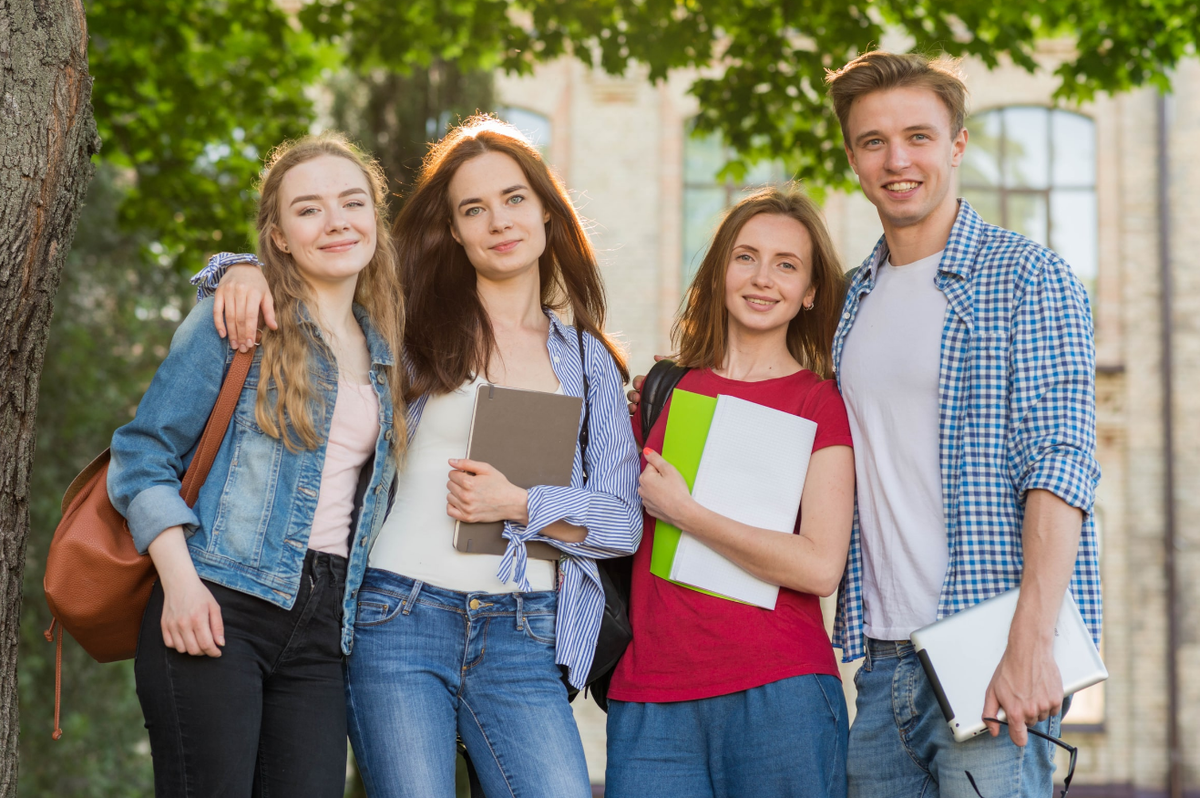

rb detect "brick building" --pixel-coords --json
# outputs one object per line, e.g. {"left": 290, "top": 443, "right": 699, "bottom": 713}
{"left": 494, "top": 50, "right": 1200, "bottom": 795}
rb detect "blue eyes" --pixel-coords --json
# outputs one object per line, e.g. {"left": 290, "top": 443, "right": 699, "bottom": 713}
{"left": 735, "top": 253, "right": 796, "bottom": 270}
{"left": 298, "top": 200, "right": 366, "bottom": 216}
{"left": 462, "top": 195, "right": 526, "bottom": 217}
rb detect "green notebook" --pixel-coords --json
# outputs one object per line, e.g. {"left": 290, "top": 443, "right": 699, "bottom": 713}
{"left": 648, "top": 389, "right": 739, "bottom": 601}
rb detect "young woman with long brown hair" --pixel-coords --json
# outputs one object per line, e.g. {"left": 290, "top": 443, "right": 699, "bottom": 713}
{"left": 605, "top": 188, "right": 855, "bottom": 798}
{"left": 108, "top": 133, "right": 406, "bottom": 795}
{"left": 194, "top": 116, "right": 641, "bottom": 798}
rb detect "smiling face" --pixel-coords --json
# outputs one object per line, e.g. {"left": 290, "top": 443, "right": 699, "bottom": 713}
{"left": 723, "top": 213, "right": 817, "bottom": 340}
{"left": 447, "top": 150, "right": 550, "bottom": 281}
{"left": 272, "top": 154, "right": 377, "bottom": 289}
{"left": 844, "top": 85, "right": 967, "bottom": 232}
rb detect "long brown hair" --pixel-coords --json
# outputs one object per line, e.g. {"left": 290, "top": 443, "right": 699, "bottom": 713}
{"left": 396, "top": 115, "right": 628, "bottom": 401}
{"left": 673, "top": 187, "right": 844, "bottom": 378}
{"left": 255, "top": 133, "right": 408, "bottom": 460}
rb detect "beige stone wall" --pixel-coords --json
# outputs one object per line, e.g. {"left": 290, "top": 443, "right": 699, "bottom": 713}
{"left": 497, "top": 52, "right": 1200, "bottom": 792}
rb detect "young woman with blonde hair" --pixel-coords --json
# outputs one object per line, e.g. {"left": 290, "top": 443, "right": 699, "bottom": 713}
{"left": 607, "top": 187, "right": 855, "bottom": 798}
{"left": 108, "top": 133, "right": 405, "bottom": 796}
{"left": 196, "top": 116, "right": 642, "bottom": 798}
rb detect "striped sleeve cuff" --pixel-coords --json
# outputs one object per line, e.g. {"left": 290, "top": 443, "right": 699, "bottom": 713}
{"left": 190, "top": 252, "right": 262, "bottom": 300}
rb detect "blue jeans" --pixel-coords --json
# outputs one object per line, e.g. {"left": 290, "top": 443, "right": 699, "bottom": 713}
{"left": 605, "top": 674, "right": 849, "bottom": 798}
{"left": 344, "top": 569, "right": 591, "bottom": 798}
{"left": 847, "top": 639, "right": 1066, "bottom": 798}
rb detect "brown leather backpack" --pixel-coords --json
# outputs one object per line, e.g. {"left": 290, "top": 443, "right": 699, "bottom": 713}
{"left": 42, "top": 345, "right": 256, "bottom": 738}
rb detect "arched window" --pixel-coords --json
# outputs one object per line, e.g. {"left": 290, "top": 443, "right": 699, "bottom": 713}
{"left": 682, "top": 125, "right": 787, "bottom": 286}
{"left": 496, "top": 106, "right": 552, "bottom": 158}
{"left": 961, "top": 107, "right": 1097, "bottom": 297}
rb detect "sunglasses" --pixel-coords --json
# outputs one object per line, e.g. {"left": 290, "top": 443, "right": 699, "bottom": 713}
{"left": 966, "top": 718, "right": 1077, "bottom": 798}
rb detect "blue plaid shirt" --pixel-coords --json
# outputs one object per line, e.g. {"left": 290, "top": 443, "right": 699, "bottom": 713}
{"left": 831, "top": 200, "right": 1102, "bottom": 662}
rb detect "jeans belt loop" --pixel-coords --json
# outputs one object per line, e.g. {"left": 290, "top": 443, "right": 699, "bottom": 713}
{"left": 514, "top": 594, "right": 525, "bottom": 631}
{"left": 402, "top": 579, "right": 423, "bottom": 616}
{"left": 863, "top": 636, "right": 874, "bottom": 672}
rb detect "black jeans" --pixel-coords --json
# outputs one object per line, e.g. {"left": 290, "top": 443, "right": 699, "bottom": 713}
{"left": 135, "top": 550, "right": 348, "bottom": 798}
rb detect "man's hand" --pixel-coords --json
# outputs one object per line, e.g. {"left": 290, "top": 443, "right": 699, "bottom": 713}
{"left": 446, "top": 458, "right": 529, "bottom": 525}
{"left": 981, "top": 489, "right": 1081, "bottom": 746}
{"left": 982, "top": 635, "right": 1063, "bottom": 746}
{"left": 213, "top": 263, "right": 276, "bottom": 351}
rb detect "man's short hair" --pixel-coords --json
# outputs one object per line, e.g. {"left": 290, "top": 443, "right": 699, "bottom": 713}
{"left": 825, "top": 51, "right": 968, "bottom": 146}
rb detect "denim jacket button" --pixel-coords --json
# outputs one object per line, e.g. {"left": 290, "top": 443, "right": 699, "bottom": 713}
{"left": 384, "top": 429, "right": 393, "bottom": 441}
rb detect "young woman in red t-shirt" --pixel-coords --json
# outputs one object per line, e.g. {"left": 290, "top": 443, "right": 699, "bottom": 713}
{"left": 605, "top": 187, "right": 855, "bottom": 798}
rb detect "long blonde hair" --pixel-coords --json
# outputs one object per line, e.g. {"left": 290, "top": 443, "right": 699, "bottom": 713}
{"left": 254, "top": 133, "right": 407, "bottom": 460}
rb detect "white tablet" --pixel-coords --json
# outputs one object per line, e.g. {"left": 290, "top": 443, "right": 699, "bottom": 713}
{"left": 909, "top": 588, "right": 1107, "bottom": 742}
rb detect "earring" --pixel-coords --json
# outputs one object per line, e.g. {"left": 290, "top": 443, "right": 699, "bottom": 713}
{"left": 803, "top": 302, "right": 814, "bottom": 310}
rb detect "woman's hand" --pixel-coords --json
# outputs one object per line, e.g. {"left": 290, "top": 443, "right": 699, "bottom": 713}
{"left": 213, "top": 263, "right": 276, "bottom": 352}
{"left": 147, "top": 527, "right": 225, "bottom": 657}
{"left": 160, "top": 576, "right": 226, "bottom": 657}
{"left": 446, "top": 458, "right": 529, "bottom": 525}
{"left": 638, "top": 449, "right": 696, "bottom": 529}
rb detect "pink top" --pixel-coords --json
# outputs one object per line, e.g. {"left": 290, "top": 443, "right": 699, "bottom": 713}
{"left": 308, "top": 379, "right": 381, "bottom": 557}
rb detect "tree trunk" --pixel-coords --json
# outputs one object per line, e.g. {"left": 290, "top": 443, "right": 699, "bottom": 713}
{"left": 0, "top": 1, "right": 99, "bottom": 793}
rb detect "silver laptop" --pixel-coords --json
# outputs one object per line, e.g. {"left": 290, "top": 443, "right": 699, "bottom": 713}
{"left": 909, "top": 588, "right": 1107, "bottom": 742}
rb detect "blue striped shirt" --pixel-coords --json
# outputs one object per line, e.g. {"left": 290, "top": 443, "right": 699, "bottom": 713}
{"left": 831, "top": 200, "right": 1102, "bottom": 662}
{"left": 192, "top": 255, "right": 643, "bottom": 687}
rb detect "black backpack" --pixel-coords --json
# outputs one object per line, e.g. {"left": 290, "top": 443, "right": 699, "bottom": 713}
{"left": 583, "top": 358, "right": 691, "bottom": 711}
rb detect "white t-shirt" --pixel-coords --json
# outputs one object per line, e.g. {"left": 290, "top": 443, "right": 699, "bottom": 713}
{"left": 839, "top": 250, "right": 949, "bottom": 640}
{"left": 368, "top": 377, "right": 556, "bottom": 593}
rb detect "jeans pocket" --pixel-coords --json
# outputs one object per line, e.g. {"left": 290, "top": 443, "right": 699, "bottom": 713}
{"left": 521, "top": 612, "right": 557, "bottom": 645}
{"left": 354, "top": 590, "right": 404, "bottom": 627}
{"left": 813, "top": 673, "right": 845, "bottom": 726}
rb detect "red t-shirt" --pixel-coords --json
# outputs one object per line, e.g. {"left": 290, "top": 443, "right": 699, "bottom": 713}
{"left": 607, "top": 368, "right": 853, "bottom": 703}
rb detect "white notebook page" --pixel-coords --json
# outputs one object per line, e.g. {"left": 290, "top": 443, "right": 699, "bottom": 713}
{"left": 670, "top": 394, "right": 817, "bottom": 609}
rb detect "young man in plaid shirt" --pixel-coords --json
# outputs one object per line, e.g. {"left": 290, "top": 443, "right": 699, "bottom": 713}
{"left": 826, "top": 51, "right": 1100, "bottom": 797}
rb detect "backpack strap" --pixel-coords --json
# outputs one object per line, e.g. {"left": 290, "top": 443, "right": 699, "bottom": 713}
{"left": 576, "top": 326, "right": 590, "bottom": 484}
{"left": 639, "top": 359, "right": 690, "bottom": 441}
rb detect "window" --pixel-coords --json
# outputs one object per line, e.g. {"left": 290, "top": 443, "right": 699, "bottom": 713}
{"left": 496, "top": 106, "right": 552, "bottom": 159}
{"left": 960, "top": 107, "right": 1097, "bottom": 298}
{"left": 682, "top": 126, "right": 787, "bottom": 286}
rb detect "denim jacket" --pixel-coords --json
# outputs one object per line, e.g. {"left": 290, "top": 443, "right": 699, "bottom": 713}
{"left": 108, "top": 297, "right": 399, "bottom": 654}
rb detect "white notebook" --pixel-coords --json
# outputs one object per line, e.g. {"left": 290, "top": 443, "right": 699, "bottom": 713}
{"left": 669, "top": 394, "right": 818, "bottom": 609}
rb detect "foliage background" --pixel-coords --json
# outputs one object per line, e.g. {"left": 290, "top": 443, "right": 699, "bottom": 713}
{"left": 19, "top": 0, "right": 1200, "bottom": 793}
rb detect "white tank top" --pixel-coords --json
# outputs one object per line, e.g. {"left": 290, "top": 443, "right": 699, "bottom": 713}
{"left": 368, "top": 377, "right": 557, "bottom": 592}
